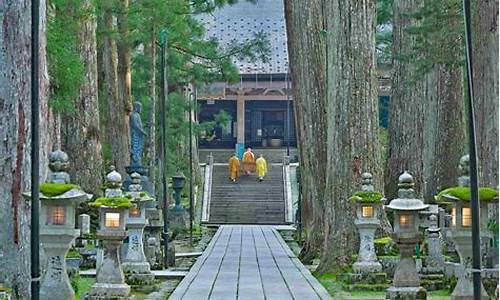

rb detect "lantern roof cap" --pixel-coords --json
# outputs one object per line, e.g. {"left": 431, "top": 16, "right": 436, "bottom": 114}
{"left": 386, "top": 198, "right": 429, "bottom": 211}
{"left": 106, "top": 166, "right": 122, "bottom": 184}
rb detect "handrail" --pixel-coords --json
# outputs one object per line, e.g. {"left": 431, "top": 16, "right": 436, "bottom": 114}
{"left": 201, "top": 155, "right": 214, "bottom": 223}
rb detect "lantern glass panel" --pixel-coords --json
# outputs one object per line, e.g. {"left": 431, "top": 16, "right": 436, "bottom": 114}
{"left": 362, "top": 206, "right": 374, "bottom": 218}
{"left": 129, "top": 207, "right": 141, "bottom": 218}
{"left": 462, "top": 207, "right": 472, "bottom": 227}
{"left": 451, "top": 208, "right": 456, "bottom": 226}
{"left": 399, "top": 214, "right": 412, "bottom": 228}
{"left": 105, "top": 213, "right": 121, "bottom": 228}
{"left": 52, "top": 206, "right": 65, "bottom": 225}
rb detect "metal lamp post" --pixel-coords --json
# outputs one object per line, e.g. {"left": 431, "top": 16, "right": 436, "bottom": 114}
{"left": 189, "top": 91, "right": 194, "bottom": 244}
{"left": 31, "top": 0, "right": 41, "bottom": 299}
{"left": 461, "top": 1, "right": 482, "bottom": 298}
{"left": 159, "top": 29, "right": 170, "bottom": 268}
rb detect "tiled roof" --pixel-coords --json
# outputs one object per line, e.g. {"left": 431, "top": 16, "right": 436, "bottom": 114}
{"left": 197, "top": 0, "right": 289, "bottom": 75}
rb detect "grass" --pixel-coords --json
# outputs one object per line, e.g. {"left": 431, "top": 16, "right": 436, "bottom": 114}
{"left": 75, "top": 277, "right": 94, "bottom": 299}
{"left": 316, "top": 272, "right": 451, "bottom": 299}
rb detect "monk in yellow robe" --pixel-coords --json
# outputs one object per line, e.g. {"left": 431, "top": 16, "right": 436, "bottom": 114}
{"left": 242, "top": 147, "right": 256, "bottom": 175}
{"left": 228, "top": 154, "right": 240, "bottom": 182}
{"left": 255, "top": 154, "right": 267, "bottom": 182}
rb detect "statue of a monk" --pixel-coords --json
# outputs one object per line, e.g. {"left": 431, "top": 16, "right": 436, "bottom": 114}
{"left": 130, "top": 102, "right": 147, "bottom": 166}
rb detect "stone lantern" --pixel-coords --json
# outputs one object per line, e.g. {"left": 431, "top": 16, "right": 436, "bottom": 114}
{"left": 386, "top": 171, "right": 428, "bottom": 299}
{"left": 89, "top": 167, "right": 132, "bottom": 300}
{"left": 351, "top": 172, "right": 384, "bottom": 274}
{"left": 172, "top": 171, "right": 186, "bottom": 211}
{"left": 437, "top": 155, "right": 493, "bottom": 300}
{"left": 25, "top": 150, "right": 91, "bottom": 300}
{"left": 122, "top": 172, "right": 155, "bottom": 285}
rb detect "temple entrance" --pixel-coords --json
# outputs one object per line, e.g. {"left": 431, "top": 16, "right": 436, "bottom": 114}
{"left": 198, "top": 100, "right": 237, "bottom": 148}
{"left": 245, "top": 100, "right": 296, "bottom": 148}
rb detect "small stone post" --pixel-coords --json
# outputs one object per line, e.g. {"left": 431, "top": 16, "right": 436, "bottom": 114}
{"left": 424, "top": 215, "right": 444, "bottom": 273}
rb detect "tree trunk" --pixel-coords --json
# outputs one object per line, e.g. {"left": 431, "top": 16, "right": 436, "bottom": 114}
{"left": 61, "top": 0, "right": 104, "bottom": 194}
{"left": 387, "top": 0, "right": 467, "bottom": 202}
{"left": 317, "top": 0, "right": 382, "bottom": 272}
{"left": 472, "top": 0, "right": 499, "bottom": 187}
{"left": 284, "top": 0, "right": 328, "bottom": 262}
{"left": 385, "top": 0, "right": 427, "bottom": 199}
{"left": 117, "top": 0, "right": 133, "bottom": 115}
{"left": 423, "top": 66, "right": 466, "bottom": 200}
{"left": 101, "top": 4, "right": 130, "bottom": 174}
{"left": 0, "top": 0, "right": 51, "bottom": 297}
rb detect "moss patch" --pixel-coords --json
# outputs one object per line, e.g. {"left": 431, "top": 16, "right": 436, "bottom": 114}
{"left": 89, "top": 196, "right": 133, "bottom": 209}
{"left": 40, "top": 183, "right": 80, "bottom": 197}
{"left": 436, "top": 187, "right": 498, "bottom": 202}
{"left": 374, "top": 236, "right": 392, "bottom": 246}
{"left": 66, "top": 249, "right": 81, "bottom": 258}
{"left": 349, "top": 191, "right": 384, "bottom": 203}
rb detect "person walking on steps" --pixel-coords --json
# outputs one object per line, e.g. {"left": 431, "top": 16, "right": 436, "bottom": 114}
{"left": 228, "top": 153, "right": 240, "bottom": 182}
{"left": 255, "top": 154, "right": 268, "bottom": 182}
{"left": 242, "top": 147, "right": 256, "bottom": 176}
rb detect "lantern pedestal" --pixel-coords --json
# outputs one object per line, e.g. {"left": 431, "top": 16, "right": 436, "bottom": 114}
{"left": 386, "top": 236, "right": 427, "bottom": 299}
{"left": 353, "top": 221, "right": 383, "bottom": 274}
{"left": 450, "top": 232, "right": 489, "bottom": 300}
{"left": 40, "top": 229, "right": 80, "bottom": 300}
{"left": 89, "top": 231, "right": 131, "bottom": 300}
{"left": 123, "top": 223, "right": 155, "bottom": 286}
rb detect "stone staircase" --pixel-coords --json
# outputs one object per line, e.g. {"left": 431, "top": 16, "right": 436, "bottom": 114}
{"left": 199, "top": 148, "right": 298, "bottom": 163}
{"left": 207, "top": 164, "right": 287, "bottom": 224}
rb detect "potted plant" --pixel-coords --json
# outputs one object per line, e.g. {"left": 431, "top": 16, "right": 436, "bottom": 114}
{"left": 66, "top": 248, "right": 82, "bottom": 270}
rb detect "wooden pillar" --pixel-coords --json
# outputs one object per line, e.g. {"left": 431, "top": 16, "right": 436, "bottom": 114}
{"left": 237, "top": 96, "right": 245, "bottom": 145}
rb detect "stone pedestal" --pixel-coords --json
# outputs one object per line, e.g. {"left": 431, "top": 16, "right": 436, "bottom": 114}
{"left": 169, "top": 208, "right": 188, "bottom": 232}
{"left": 123, "top": 224, "right": 154, "bottom": 285}
{"left": 353, "top": 222, "right": 382, "bottom": 273}
{"left": 387, "top": 239, "right": 427, "bottom": 299}
{"left": 89, "top": 232, "right": 131, "bottom": 300}
{"left": 451, "top": 234, "right": 489, "bottom": 300}
{"left": 40, "top": 230, "right": 79, "bottom": 300}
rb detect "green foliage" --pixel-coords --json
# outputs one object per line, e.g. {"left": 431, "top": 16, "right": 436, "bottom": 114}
{"left": 405, "top": 0, "right": 465, "bottom": 80}
{"left": 66, "top": 248, "right": 82, "bottom": 259}
{"left": 47, "top": 0, "right": 85, "bottom": 113}
{"left": 376, "top": 0, "right": 393, "bottom": 64}
{"left": 436, "top": 187, "right": 499, "bottom": 202}
{"left": 88, "top": 196, "right": 133, "bottom": 208}
{"left": 374, "top": 236, "right": 392, "bottom": 246}
{"left": 40, "top": 183, "right": 81, "bottom": 197}
{"left": 349, "top": 191, "right": 384, "bottom": 203}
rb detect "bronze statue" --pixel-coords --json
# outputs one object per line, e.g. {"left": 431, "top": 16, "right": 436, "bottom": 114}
{"left": 130, "top": 102, "right": 147, "bottom": 166}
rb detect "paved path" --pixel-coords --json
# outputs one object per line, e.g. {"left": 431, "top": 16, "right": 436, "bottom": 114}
{"left": 169, "top": 225, "right": 331, "bottom": 300}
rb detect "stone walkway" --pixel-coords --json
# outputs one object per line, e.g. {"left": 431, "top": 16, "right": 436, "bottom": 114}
{"left": 169, "top": 225, "right": 331, "bottom": 300}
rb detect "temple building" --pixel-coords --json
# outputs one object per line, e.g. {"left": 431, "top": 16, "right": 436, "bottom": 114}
{"left": 196, "top": 0, "right": 391, "bottom": 154}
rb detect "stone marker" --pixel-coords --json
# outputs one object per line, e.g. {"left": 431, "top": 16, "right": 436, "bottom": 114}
{"left": 424, "top": 215, "right": 444, "bottom": 273}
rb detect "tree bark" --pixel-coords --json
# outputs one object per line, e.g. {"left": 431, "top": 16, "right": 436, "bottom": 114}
{"left": 101, "top": 4, "right": 130, "bottom": 174}
{"left": 117, "top": 0, "right": 133, "bottom": 113}
{"left": 284, "top": 0, "right": 328, "bottom": 262}
{"left": 472, "top": 0, "right": 499, "bottom": 187}
{"left": 0, "top": 0, "right": 51, "bottom": 297}
{"left": 317, "top": 0, "right": 382, "bottom": 272}
{"left": 61, "top": 0, "right": 104, "bottom": 194}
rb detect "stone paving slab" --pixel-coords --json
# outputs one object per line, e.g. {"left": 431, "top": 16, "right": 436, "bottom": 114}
{"left": 169, "top": 225, "right": 331, "bottom": 300}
